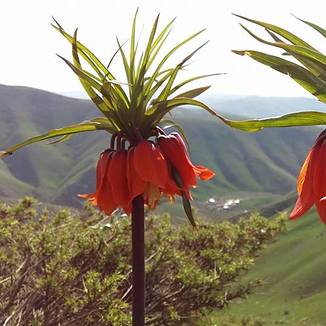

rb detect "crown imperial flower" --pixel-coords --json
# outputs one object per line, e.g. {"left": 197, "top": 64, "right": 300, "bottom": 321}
{"left": 290, "top": 130, "right": 326, "bottom": 222}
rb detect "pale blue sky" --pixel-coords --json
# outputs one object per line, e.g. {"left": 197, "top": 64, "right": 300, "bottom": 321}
{"left": 1, "top": 0, "right": 326, "bottom": 97}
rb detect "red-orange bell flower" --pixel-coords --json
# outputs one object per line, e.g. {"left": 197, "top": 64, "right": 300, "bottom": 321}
{"left": 79, "top": 149, "right": 118, "bottom": 215}
{"left": 290, "top": 130, "right": 326, "bottom": 222}
{"left": 131, "top": 140, "right": 170, "bottom": 208}
{"left": 109, "top": 150, "right": 131, "bottom": 212}
{"left": 157, "top": 132, "right": 215, "bottom": 198}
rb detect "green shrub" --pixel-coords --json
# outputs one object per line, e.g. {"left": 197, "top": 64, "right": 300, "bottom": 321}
{"left": 0, "top": 197, "right": 285, "bottom": 325}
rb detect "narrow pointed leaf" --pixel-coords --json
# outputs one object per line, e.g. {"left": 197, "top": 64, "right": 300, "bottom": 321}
{"left": 53, "top": 19, "right": 129, "bottom": 106}
{"left": 233, "top": 14, "right": 315, "bottom": 49}
{"left": 145, "top": 97, "right": 219, "bottom": 129}
{"left": 0, "top": 119, "right": 116, "bottom": 158}
{"left": 171, "top": 166, "right": 196, "bottom": 227}
{"left": 106, "top": 41, "right": 128, "bottom": 71}
{"left": 116, "top": 37, "right": 131, "bottom": 85}
{"left": 233, "top": 50, "right": 326, "bottom": 103}
{"left": 144, "top": 69, "right": 175, "bottom": 107}
{"left": 146, "top": 22, "right": 174, "bottom": 70}
{"left": 52, "top": 18, "right": 116, "bottom": 80}
{"left": 170, "top": 73, "right": 224, "bottom": 96}
{"left": 182, "top": 191, "right": 196, "bottom": 227}
{"left": 239, "top": 23, "right": 326, "bottom": 79}
{"left": 294, "top": 15, "right": 326, "bottom": 39}
{"left": 156, "top": 42, "right": 209, "bottom": 102}
{"left": 129, "top": 9, "right": 138, "bottom": 84}
{"left": 58, "top": 55, "right": 116, "bottom": 97}
{"left": 174, "top": 86, "right": 210, "bottom": 99}
{"left": 70, "top": 30, "right": 115, "bottom": 117}
{"left": 223, "top": 111, "right": 326, "bottom": 132}
{"left": 150, "top": 17, "right": 176, "bottom": 56}
{"left": 141, "top": 14, "right": 160, "bottom": 71}
{"left": 143, "top": 29, "right": 206, "bottom": 100}
{"left": 48, "top": 134, "right": 73, "bottom": 145}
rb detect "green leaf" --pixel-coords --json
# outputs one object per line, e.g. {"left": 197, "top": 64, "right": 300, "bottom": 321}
{"left": 129, "top": 9, "right": 138, "bottom": 85}
{"left": 143, "top": 96, "right": 219, "bottom": 136}
{"left": 170, "top": 166, "right": 196, "bottom": 227}
{"left": 181, "top": 192, "right": 196, "bottom": 227}
{"left": 143, "top": 29, "right": 206, "bottom": 105}
{"left": 294, "top": 15, "right": 326, "bottom": 39}
{"left": 0, "top": 118, "right": 116, "bottom": 158}
{"left": 233, "top": 50, "right": 326, "bottom": 103}
{"left": 139, "top": 14, "right": 160, "bottom": 75}
{"left": 59, "top": 52, "right": 130, "bottom": 128}
{"left": 222, "top": 110, "right": 326, "bottom": 132}
{"left": 146, "top": 18, "right": 175, "bottom": 70}
{"left": 233, "top": 14, "right": 315, "bottom": 49}
{"left": 48, "top": 134, "right": 73, "bottom": 145}
{"left": 53, "top": 19, "right": 130, "bottom": 107}
{"left": 239, "top": 23, "right": 326, "bottom": 80}
{"left": 70, "top": 30, "right": 115, "bottom": 118}
{"left": 174, "top": 86, "right": 210, "bottom": 99}
{"left": 169, "top": 73, "right": 224, "bottom": 96}
{"left": 52, "top": 18, "right": 117, "bottom": 80}
{"left": 116, "top": 37, "right": 131, "bottom": 86}
{"left": 144, "top": 69, "right": 175, "bottom": 107}
{"left": 156, "top": 42, "right": 209, "bottom": 102}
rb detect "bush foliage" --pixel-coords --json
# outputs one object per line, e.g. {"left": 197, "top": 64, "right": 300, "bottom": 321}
{"left": 0, "top": 197, "right": 285, "bottom": 325}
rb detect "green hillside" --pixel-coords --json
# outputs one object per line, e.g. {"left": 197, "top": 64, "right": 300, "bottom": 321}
{"left": 0, "top": 84, "right": 321, "bottom": 210}
{"left": 207, "top": 210, "right": 326, "bottom": 325}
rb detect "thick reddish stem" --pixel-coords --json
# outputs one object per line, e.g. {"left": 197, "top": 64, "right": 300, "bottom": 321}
{"left": 131, "top": 195, "right": 145, "bottom": 326}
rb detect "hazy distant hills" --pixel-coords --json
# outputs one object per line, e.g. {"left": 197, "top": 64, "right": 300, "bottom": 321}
{"left": 203, "top": 94, "right": 326, "bottom": 118}
{"left": 0, "top": 84, "right": 322, "bottom": 207}
{"left": 64, "top": 91, "right": 326, "bottom": 118}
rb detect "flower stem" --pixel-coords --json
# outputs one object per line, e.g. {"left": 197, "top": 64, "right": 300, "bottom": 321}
{"left": 131, "top": 195, "right": 145, "bottom": 326}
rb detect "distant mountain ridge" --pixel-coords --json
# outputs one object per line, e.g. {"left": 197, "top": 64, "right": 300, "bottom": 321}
{"left": 63, "top": 90, "right": 326, "bottom": 118}
{"left": 0, "top": 84, "right": 322, "bottom": 207}
{"left": 204, "top": 94, "right": 326, "bottom": 118}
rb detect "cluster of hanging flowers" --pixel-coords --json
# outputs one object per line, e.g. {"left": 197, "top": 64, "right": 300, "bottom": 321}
{"left": 80, "top": 131, "right": 214, "bottom": 216}
{"left": 290, "top": 130, "right": 326, "bottom": 223}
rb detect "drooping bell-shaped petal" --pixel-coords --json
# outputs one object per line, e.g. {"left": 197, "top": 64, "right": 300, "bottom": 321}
{"left": 133, "top": 140, "right": 168, "bottom": 188}
{"left": 290, "top": 130, "right": 326, "bottom": 223}
{"left": 127, "top": 147, "right": 146, "bottom": 201}
{"left": 78, "top": 149, "right": 112, "bottom": 205}
{"left": 97, "top": 164, "right": 117, "bottom": 215}
{"left": 108, "top": 150, "right": 130, "bottom": 208}
{"left": 79, "top": 149, "right": 119, "bottom": 215}
{"left": 158, "top": 132, "right": 215, "bottom": 192}
{"left": 158, "top": 133, "right": 197, "bottom": 189}
{"left": 194, "top": 165, "right": 216, "bottom": 181}
{"left": 314, "top": 138, "right": 326, "bottom": 222}
{"left": 290, "top": 150, "right": 315, "bottom": 220}
{"left": 173, "top": 134, "right": 215, "bottom": 181}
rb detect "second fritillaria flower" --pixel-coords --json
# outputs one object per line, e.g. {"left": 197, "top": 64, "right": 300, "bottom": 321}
{"left": 290, "top": 129, "right": 326, "bottom": 222}
{"left": 79, "top": 132, "right": 215, "bottom": 216}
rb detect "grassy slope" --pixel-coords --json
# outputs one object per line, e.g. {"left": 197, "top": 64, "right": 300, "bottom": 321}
{"left": 208, "top": 210, "right": 326, "bottom": 325}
